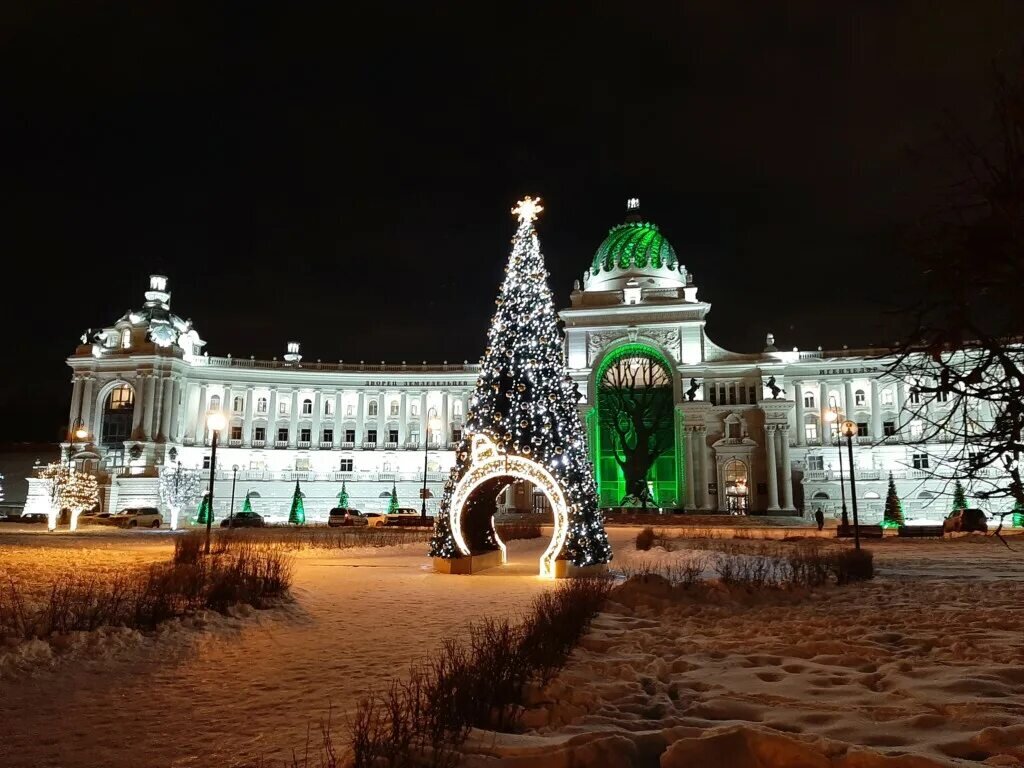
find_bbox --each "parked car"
[943,508,988,534]
[363,511,388,528]
[327,508,368,527]
[385,508,427,526]
[112,507,163,528]
[221,511,265,528]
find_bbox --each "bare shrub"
[834,548,874,583]
[635,526,656,551]
[173,531,204,564]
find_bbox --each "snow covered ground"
[2,529,1022,767]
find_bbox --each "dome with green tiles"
[591,202,679,276]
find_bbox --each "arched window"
[918,490,936,500]
[803,392,816,408]
[812,491,830,500]
[804,416,819,442]
[209,394,221,411]
[368,401,378,417]
[324,400,333,416]
[863,491,880,499]
[121,328,131,349]
[854,389,866,406]
[427,406,437,419]
[345,403,354,417]
[453,400,463,417]
[390,400,399,417]
[302,398,313,415]
[881,389,895,406]
[724,414,742,440]
[108,384,134,410]
[723,459,749,513]
[101,384,134,445]
[233,396,244,413]
[410,403,419,418]
[256,397,268,414]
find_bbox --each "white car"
[113,507,164,529]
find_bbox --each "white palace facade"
[28,201,1007,525]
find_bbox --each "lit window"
[233,396,244,413]
[296,457,310,471]
[807,455,824,470]
[108,384,135,410]
[209,395,221,411]
[803,392,815,408]
[340,459,353,472]
[912,453,930,470]
[257,397,268,414]
[389,400,399,417]
[854,389,866,406]
[346,404,354,417]
[279,401,288,415]
[368,401,378,417]
[453,401,463,417]
[881,390,895,406]
[302,399,313,415]
[121,328,131,349]
[804,422,818,441]
[410,403,419,418]
[909,420,924,439]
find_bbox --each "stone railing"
[193,356,478,374]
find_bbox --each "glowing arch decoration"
[429,197,612,577]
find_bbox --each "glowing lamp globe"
[207,411,227,432]
[840,420,858,439]
[74,426,89,440]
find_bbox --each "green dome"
[591,219,678,275]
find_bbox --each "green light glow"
[591,221,678,275]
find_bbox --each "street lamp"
[826,396,850,528]
[204,410,227,554]
[421,416,443,518]
[229,465,239,524]
[840,420,862,550]
[71,417,89,442]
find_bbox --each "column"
[243,387,254,447]
[377,391,385,436]
[793,381,805,446]
[159,377,174,440]
[819,381,831,445]
[421,392,429,445]
[190,383,207,442]
[764,425,780,510]
[81,377,95,439]
[312,390,322,447]
[684,427,696,509]
[699,427,712,510]
[268,389,278,444]
[143,375,157,440]
[440,392,450,445]
[896,381,907,438]
[844,380,854,419]
[870,378,881,440]
[169,378,183,442]
[399,392,408,445]
[356,391,365,444]
[334,391,344,449]
[780,428,794,510]
[68,377,83,438]
[289,390,299,447]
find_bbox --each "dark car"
[943,508,988,534]
[221,511,265,528]
[328,508,367,527]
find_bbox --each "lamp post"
[421,416,442,519]
[826,396,850,528]
[229,465,239,524]
[204,410,226,554]
[840,420,861,550]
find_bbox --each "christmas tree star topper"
[512,196,543,223]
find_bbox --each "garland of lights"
[159,464,204,530]
[429,197,612,574]
[38,463,98,531]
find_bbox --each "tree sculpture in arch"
[429,197,612,577]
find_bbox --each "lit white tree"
[62,471,99,532]
[38,463,70,531]
[159,463,204,530]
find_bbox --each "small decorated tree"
[242,492,254,514]
[1012,499,1023,528]
[387,483,399,514]
[38,463,71,530]
[337,481,349,508]
[882,473,904,529]
[951,480,968,515]
[159,464,204,530]
[195,492,212,526]
[63,471,99,532]
[288,480,306,525]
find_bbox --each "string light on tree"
[39,463,71,531]
[159,463,203,530]
[63,471,99,532]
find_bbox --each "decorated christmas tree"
[288,480,305,525]
[242,492,253,514]
[195,492,212,525]
[882,473,904,529]
[337,480,349,508]
[951,480,968,515]
[1012,499,1023,528]
[430,197,612,569]
[387,483,399,513]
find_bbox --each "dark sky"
[2,2,1022,442]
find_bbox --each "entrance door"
[723,459,749,515]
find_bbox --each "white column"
[793,381,805,446]
[765,425,780,510]
[820,381,831,445]
[143,375,157,440]
[870,378,881,440]
[312,390,322,447]
[169,378,183,442]
[243,387,254,447]
[81,377,96,439]
[191,383,208,442]
[159,377,174,440]
[780,428,794,510]
[684,427,696,509]
[399,392,408,445]
[421,392,429,445]
[68,377,83,439]
[844,380,854,420]
[377,391,385,439]
[334,391,343,448]
[699,427,711,510]
[356,391,365,444]
[441,392,450,446]
[289,391,299,447]
[896,381,907,438]
[268,389,278,444]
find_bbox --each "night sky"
[3,3,1022,442]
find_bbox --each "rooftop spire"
[624,197,643,223]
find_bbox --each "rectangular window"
[340,458,354,472]
[728,385,736,405]
[390,402,400,417]
[912,453,930,469]
[936,390,949,403]
[804,422,818,441]
[807,455,824,470]
[366,429,377,444]
[279,401,288,415]
[254,426,266,442]
[856,422,868,437]
[202,455,211,470]
[322,428,333,443]
[296,457,310,471]
[345,429,355,443]
[748,386,757,404]
[803,393,815,408]
[410,431,420,444]
[909,389,921,405]
[300,428,311,442]
[883,421,896,437]
[708,385,717,405]
[230,425,242,441]
[277,427,289,442]
[388,429,399,443]
[855,391,866,406]
[452,428,462,442]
